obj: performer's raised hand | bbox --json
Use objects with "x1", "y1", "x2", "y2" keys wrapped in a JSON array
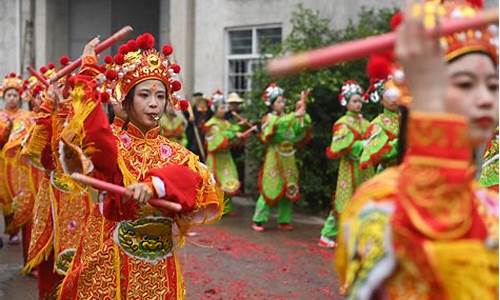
[
  {"x1": 82, "y1": 36, "x2": 100, "y2": 59},
  {"x1": 47, "y1": 81, "x2": 65, "y2": 110},
  {"x1": 395, "y1": 1, "x2": 445, "y2": 113},
  {"x1": 295, "y1": 89, "x2": 309, "y2": 117}
]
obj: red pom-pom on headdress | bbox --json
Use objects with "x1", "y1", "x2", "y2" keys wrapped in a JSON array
[
  {"x1": 366, "y1": 54, "x2": 392, "y2": 81},
  {"x1": 179, "y1": 100, "x2": 189, "y2": 111},
  {"x1": 104, "y1": 55, "x2": 113, "y2": 64},
  {"x1": 390, "y1": 11, "x2": 403, "y2": 31},
  {"x1": 170, "y1": 63, "x2": 181, "y2": 73},
  {"x1": 9, "y1": 72, "x2": 16, "y2": 78},
  {"x1": 105, "y1": 70, "x2": 118, "y2": 81},
  {"x1": 33, "y1": 84, "x2": 43, "y2": 96},
  {"x1": 40, "y1": 66, "x2": 48, "y2": 74},
  {"x1": 126, "y1": 39, "x2": 138, "y2": 52},
  {"x1": 98, "y1": 65, "x2": 107, "y2": 73},
  {"x1": 137, "y1": 33, "x2": 155, "y2": 50},
  {"x1": 162, "y1": 44, "x2": 173, "y2": 56},
  {"x1": 59, "y1": 55, "x2": 70, "y2": 66},
  {"x1": 48, "y1": 62, "x2": 55, "y2": 69},
  {"x1": 118, "y1": 44, "x2": 130, "y2": 55},
  {"x1": 114, "y1": 54, "x2": 125, "y2": 65},
  {"x1": 170, "y1": 80, "x2": 182, "y2": 92}
]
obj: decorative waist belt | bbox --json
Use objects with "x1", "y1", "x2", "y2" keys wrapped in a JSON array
[
  {"x1": 114, "y1": 217, "x2": 174, "y2": 263},
  {"x1": 277, "y1": 142, "x2": 295, "y2": 156}
]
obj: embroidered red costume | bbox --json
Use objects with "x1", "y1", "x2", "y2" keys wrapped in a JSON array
[{"x1": 58, "y1": 34, "x2": 223, "y2": 300}]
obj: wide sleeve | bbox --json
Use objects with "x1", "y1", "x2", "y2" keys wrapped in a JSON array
[
  {"x1": 59, "y1": 62, "x2": 119, "y2": 181},
  {"x1": 149, "y1": 156, "x2": 224, "y2": 227},
  {"x1": 401, "y1": 112, "x2": 471, "y2": 181},
  {"x1": 205, "y1": 122, "x2": 237, "y2": 152},
  {"x1": 259, "y1": 114, "x2": 277, "y2": 144},
  {"x1": 325, "y1": 123, "x2": 362, "y2": 160},
  {"x1": 0, "y1": 113, "x2": 12, "y2": 149},
  {"x1": 264, "y1": 112, "x2": 312, "y2": 145},
  {"x1": 21, "y1": 110, "x2": 53, "y2": 170},
  {"x1": 291, "y1": 112, "x2": 312, "y2": 144},
  {"x1": 396, "y1": 112, "x2": 480, "y2": 240},
  {"x1": 359, "y1": 123, "x2": 395, "y2": 169}
]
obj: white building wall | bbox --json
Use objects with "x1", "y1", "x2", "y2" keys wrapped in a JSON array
[
  {"x1": 0, "y1": 0, "x2": 21, "y2": 75},
  {"x1": 169, "y1": 0, "x2": 195, "y2": 98},
  {"x1": 191, "y1": 0, "x2": 401, "y2": 96}
]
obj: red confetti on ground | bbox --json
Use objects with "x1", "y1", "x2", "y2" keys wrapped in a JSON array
[{"x1": 179, "y1": 224, "x2": 341, "y2": 299}]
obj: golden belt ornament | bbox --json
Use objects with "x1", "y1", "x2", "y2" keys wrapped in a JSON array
[
  {"x1": 276, "y1": 142, "x2": 295, "y2": 156},
  {"x1": 55, "y1": 248, "x2": 77, "y2": 275},
  {"x1": 50, "y1": 170, "x2": 78, "y2": 192},
  {"x1": 114, "y1": 217, "x2": 174, "y2": 263}
]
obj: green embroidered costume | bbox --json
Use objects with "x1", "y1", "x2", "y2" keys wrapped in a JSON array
[
  {"x1": 479, "y1": 129, "x2": 498, "y2": 191},
  {"x1": 205, "y1": 116, "x2": 242, "y2": 196},
  {"x1": 360, "y1": 108, "x2": 399, "y2": 171},
  {"x1": 320, "y1": 111, "x2": 374, "y2": 238},
  {"x1": 252, "y1": 112, "x2": 311, "y2": 224},
  {"x1": 159, "y1": 113, "x2": 188, "y2": 146}
]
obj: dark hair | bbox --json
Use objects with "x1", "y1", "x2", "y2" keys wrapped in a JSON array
[
  {"x1": 396, "y1": 106, "x2": 409, "y2": 165},
  {"x1": 192, "y1": 92, "x2": 203, "y2": 97},
  {"x1": 123, "y1": 86, "x2": 136, "y2": 114},
  {"x1": 3, "y1": 88, "x2": 20, "y2": 97}
]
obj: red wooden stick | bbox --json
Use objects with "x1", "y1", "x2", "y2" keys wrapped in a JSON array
[
  {"x1": 267, "y1": 9, "x2": 498, "y2": 77},
  {"x1": 48, "y1": 26, "x2": 133, "y2": 84},
  {"x1": 27, "y1": 66, "x2": 49, "y2": 87},
  {"x1": 71, "y1": 172, "x2": 182, "y2": 212}
]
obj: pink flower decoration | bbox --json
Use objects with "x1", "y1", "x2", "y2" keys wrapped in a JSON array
[
  {"x1": 68, "y1": 220, "x2": 77, "y2": 232},
  {"x1": 120, "y1": 133, "x2": 132, "y2": 148},
  {"x1": 160, "y1": 144, "x2": 172, "y2": 159},
  {"x1": 341, "y1": 180, "x2": 347, "y2": 189}
]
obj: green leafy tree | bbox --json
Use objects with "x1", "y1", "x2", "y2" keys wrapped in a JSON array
[{"x1": 243, "y1": 5, "x2": 397, "y2": 213}]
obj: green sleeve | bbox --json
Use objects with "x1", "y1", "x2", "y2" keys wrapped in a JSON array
[
  {"x1": 326, "y1": 124, "x2": 355, "y2": 159},
  {"x1": 226, "y1": 124, "x2": 242, "y2": 140},
  {"x1": 291, "y1": 113, "x2": 312, "y2": 143},
  {"x1": 260, "y1": 114, "x2": 278, "y2": 144},
  {"x1": 351, "y1": 140, "x2": 364, "y2": 158},
  {"x1": 384, "y1": 138, "x2": 398, "y2": 160},
  {"x1": 269, "y1": 112, "x2": 312, "y2": 144},
  {"x1": 206, "y1": 124, "x2": 228, "y2": 152},
  {"x1": 360, "y1": 123, "x2": 390, "y2": 166}
]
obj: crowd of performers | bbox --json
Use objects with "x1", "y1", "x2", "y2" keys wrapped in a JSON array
[{"x1": 0, "y1": 0, "x2": 498, "y2": 299}]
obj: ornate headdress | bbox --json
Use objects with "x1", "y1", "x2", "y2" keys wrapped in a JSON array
[
  {"x1": 104, "y1": 33, "x2": 185, "y2": 110},
  {"x1": 263, "y1": 83, "x2": 284, "y2": 106},
  {"x1": 211, "y1": 89, "x2": 225, "y2": 110},
  {"x1": 1, "y1": 72, "x2": 24, "y2": 97},
  {"x1": 338, "y1": 80, "x2": 364, "y2": 106},
  {"x1": 416, "y1": 0, "x2": 498, "y2": 63},
  {"x1": 365, "y1": 54, "x2": 392, "y2": 103}
]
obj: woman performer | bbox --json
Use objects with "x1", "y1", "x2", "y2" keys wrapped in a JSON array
[
  {"x1": 335, "y1": 1, "x2": 498, "y2": 298},
  {"x1": 251, "y1": 84, "x2": 311, "y2": 232},
  {"x1": 318, "y1": 80, "x2": 374, "y2": 248},
  {"x1": 205, "y1": 90, "x2": 247, "y2": 214},
  {"x1": 58, "y1": 33, "x2": 223, "y2": 299}
]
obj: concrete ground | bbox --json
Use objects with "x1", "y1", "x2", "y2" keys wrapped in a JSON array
[{"x1": 0, "y1": 197, "x2": 343, "y2": 299}]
